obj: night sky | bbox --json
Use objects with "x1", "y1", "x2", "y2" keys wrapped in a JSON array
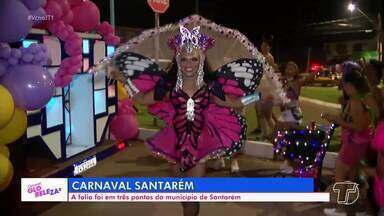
[{"x1": 93, "y1": 0, "x2": 382, "y2": 68}]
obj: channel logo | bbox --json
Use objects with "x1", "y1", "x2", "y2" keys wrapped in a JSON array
[
  {"x1": 333, "y1": 181, "x2": 359, "y2": 205},
  {"x1": 21, "y1": 178, "x2": 68, "y2": 202}
]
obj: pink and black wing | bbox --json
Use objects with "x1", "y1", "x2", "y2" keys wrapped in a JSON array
[
  {"x1": 211, "y1": 59, "x2": 263, "y2": 100},
  {"x1": 114, "y1": 52, "x2": 170, "y2": 100},
  {"x1": 199, "y1": 104, "x2": 247, "y2": 157}
]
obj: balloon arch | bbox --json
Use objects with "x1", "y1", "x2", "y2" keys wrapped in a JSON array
[{"x1": 0, "y1": 0, "x2": 121, "y2": 192}]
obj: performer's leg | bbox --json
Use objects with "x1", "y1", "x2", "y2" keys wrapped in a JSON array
[
  {"x1": 327, "y1": 159, "x2": 354, "y2": 213},
  {"x1": 378, "y1": 151, "x2": 384, "y2": 179},
  {"x1": 266, "y1": 115, "x2": 276, "y2": 141},
  {"x1": 252, "y1": 102, "x2": 262, "y2": 133},
  {"x1": 170, "y1": 163, "x2": 184, "y2": 177},
  {"x1": 274, "y1": 121, "x2": 296, "y2": 174},
  {"x1": 181, "y1": 163, "x2": 206, "y2": 216},
  {"x1": 210, "y1": 157, "x2": 225, "y2": 170},
  {"x1": 260, "y1": 117, "x2": 268, "y2": 139},
  {"x1": 230, "y1": 158, "x2": 240, "y2": 173},
  {"x1": 187, "y1": 162, "x2": 206, "y2": 177}
]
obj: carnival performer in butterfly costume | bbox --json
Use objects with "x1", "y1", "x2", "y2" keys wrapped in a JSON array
[{"x1": 106, "y1": 24, "x2": 264, "y2": 215}]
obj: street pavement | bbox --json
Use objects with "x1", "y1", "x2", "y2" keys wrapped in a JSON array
[{"x1": 39, "y1": 141, "x2": 346, "y2": 216}]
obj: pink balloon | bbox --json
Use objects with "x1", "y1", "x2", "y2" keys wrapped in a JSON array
[
  {"x1": 113, "y1": 36, "x2": 121, "y2": 45},
  {"x1": 56, "y1": 20, "x2": 65, "y2": 29},
  {"x1": 64, "y1": 45, "x2": 74, "y2": 55},
  {"x1": 71, "y1": 1, "x2": 100, "y2": 32},
  {"x1": 71, "y1": 55, "x2": 82, "y2": 63},
  {"x1": 67, "y1": 47, "x2": 81, "y2": 56},
  {"x1": 62, "y1": 74, "x2": 72, "y2": 85},
  {"x1": 54, "y1": 0, "x2": 70, "y2": 13},
  {"x1": 54, "y1": 77, "x2": 62, "y2": 86},
  {"x1": 64, "y1": 41, "x2": 79, "y2": 52},
  {"x1": 61, "y1": 58, "x2": 71, "y2": 68},
  {"x1": 61, "y1": 10, "x2": 73, "y2": 24},
  {"x1": 58, "y1": 30, "x2": 69, "y2": 41},
  {"x1": 65, "y1": 33, "x2": 77, "y2": 42},
  {"x1": 107, "y1": 35, "x2": 120, "y2": 46},
  {"x1": 96, "y1": 22, "x2": 113, "y2": 35},
  {"x1": 67, "y1": 0, "x2": 82, "y2": 6},
  {"x1": 118, "y1": 99, "x2": 136, "y2": 115},
  {"x1": 66, "y1": 25, "x2": 74, "y2": 32},
  {"x1": 48, "y1": 23, "x2": 59, "y2": 34},
  {"x1": 68, "y1": 40, "x2": 81, "y2": 50},
  {"x1": 110, "y1": 114, "x2": 139, "y2": 140},
  {"x1": 44, "y1": 0, "x2": 63, "y2": 23},
  {"x1": 67, "y1": 66, "x2": 78, "y2": 75},
  {"x1": 55, "y1": 69, "x2": 65, "y2": 77}
]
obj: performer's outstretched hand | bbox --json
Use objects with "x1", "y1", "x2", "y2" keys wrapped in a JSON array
[
  {"x1": 107, "y1": 65, "x2": 126, "y2": 82},
  {"x1": 321, "y1": 113, "x2": 342, "y2": 125}
]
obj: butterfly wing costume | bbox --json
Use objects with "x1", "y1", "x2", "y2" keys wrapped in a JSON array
[{"x1": 100, "y1": 16, "x2": 284, "y2": 171}]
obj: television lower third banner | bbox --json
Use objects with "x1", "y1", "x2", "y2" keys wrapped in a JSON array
[{"x1": 21, "y1": 178, "x2": 330, "y2": 202}]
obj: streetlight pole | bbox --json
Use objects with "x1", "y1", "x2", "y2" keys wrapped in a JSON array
[
  {"x1": 109, "y1": 0, "x2": 115, "y2": 27},
  {"x1": 378, "y1": 13, "x2": 383, "y2": 61},
  {"x1": 195, "y1": 0, "x2": 199, "y2": 14}
]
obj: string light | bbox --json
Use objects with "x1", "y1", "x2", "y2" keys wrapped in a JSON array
[{"x1": 273, "y1": 122, "x2": 337, "y2": 178}]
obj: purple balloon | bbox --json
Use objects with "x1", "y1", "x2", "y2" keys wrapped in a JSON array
[
  {"x1": 8, "y1": 57, "x2": 19, "y2": 66},
  {"x1": 21, "y1": 0, "x2": 41, "y2": 10},
  {"x1": 22, "y1": 53, "x2": 34, "y2": 63},
  {"x1": 0, "y1": 0, "x2": 33, "y2": 43},
  {"x1": 10, "y1": 48, "x2": 22, "y2": 59},
  {"x1": 1, "y1": 64, "x2": 54, "y2": 110},
  {"x1": 34, "y1": 52, "x2": 45, "y2": 62},
  {"x1": 0, "y1": 59, "x2": 7, "y2": 77},
  {"x1": 32, "y1": 58, "x2": 41, "y2": 65},
  {"x1": 30, "y1": 7, "x2": 46, "y2": 25},
  {"x1": 0, "y1": 46, "x2": 11, "y2": 59},
  {"x1": 41, "y1": 44, "x2": 47, "y2": 52},
  {"x1": 0, "y1": 43, "x2": 10, "y2": 50},
  {"x1": 28, "y1": 43, "x2": 40, "y2": 53}
]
